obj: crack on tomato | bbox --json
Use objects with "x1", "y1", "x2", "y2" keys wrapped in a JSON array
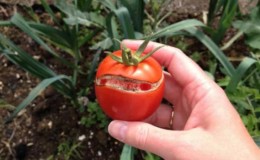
[{"x1": 95, "y1": 75, "x2": 162, "y2": 92}]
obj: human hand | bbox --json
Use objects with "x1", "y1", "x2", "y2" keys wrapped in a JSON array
[{"x1": 108, "y1": 40, "x2": 260, "y2": 160}]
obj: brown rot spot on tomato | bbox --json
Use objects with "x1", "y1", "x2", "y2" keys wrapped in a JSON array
[{"x1": 95, "y1": 75, "x2": 161, "y2": 92}]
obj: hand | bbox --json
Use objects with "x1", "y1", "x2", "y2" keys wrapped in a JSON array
[{"x1": 108, "y1": 40, "x2": 260, "y2": 160}]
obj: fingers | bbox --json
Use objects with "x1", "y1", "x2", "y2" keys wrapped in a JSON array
[
  {"x1": 145, "y1": 103, "x2": 173, "y2": 129},
  {"x1": 163, "y1": 72, "x2": 182, "y2": 104},
  {"x1": 108, "y1": 120, "x2": 180, "y2": 159},
  {"x1": 122, "y1": 40, "x2": 211, "y2": 88}
]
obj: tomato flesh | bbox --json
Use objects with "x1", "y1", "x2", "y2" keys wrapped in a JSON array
[{"x1": 96, "y1": 75, "x2": 155, "y2": 92}]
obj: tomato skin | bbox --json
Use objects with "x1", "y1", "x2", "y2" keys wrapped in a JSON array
[
  {"x1": 95, "y1": 50, "x2": 165, "y2": 121},
  {"x1": 95, "y1": 50, "x2": 162, "y2": 83}
]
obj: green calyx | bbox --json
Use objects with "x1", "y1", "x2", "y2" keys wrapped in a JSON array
[{"x1": 108, "y1": 38, "x2": 164, "y2": 66}]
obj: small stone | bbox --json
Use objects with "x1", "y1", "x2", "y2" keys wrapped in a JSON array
[
  {"x1": 16, "y1": 74, "x2": 21, "y2": 79},
  {"x1": 97, "y1": 151, "x2": 102, "y2": 156},
  {"x1": 0, "y1": 81, "x2": 3, "y2": 90},
  {"x1": 78, "y1": 135, "x2": 86, "y2": 141},
  {"x1": 47, "y1": 121, "x2": 53, "y2": 129},
  {"x1": 27, "y1": 142, "x2": 34, "y2": 147}
]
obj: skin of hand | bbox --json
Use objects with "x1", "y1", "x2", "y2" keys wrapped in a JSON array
[{"x1": 107, "y1": 40, "x2": 260, "y2": 160}]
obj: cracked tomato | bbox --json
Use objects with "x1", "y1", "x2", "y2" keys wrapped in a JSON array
[{"x1": 95, "y1": 44, "x2": 165, "y2": 121}]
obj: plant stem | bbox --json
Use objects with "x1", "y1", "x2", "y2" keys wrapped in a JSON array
[{"x1": 221, "y1": 31, "x2": 243, "y2": 51}]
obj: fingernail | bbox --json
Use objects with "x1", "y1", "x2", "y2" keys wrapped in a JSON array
[{"x1": 108, "y1": 121, "x2": 128, "y2": 141}]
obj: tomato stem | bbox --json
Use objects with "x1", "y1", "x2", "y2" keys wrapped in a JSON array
[{"x1": 109, "y1": 37, "x2": 164, "y2": 66}]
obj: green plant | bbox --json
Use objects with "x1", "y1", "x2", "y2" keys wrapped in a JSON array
[
  {"x1": 0, "y1": 0, "x2": 104, "y2": 122},
  {"x1": 120, "y1": 144, "x2": 136, "y2": 160},
  {"x1": 80, "y1": 101, "x2": 109, "y2": 128},
  {"x1": 120, "y1": 144, "x2": 161, "y2": 160},
  {"x1": 144, "y1": 0, "x2": 173, "y2": 32},
  {"x1": 47, "y1": 140, "x2": 83, "y2": 160},
  {"x1": 143, "y1": 152, "x2": 161, "y2": 160},
  {"x1": 206, "y1": 0, "x2": 238, "y2": 44},
  {"x1": 233, "y1": 5, "x2": 260, "y2": 50}
]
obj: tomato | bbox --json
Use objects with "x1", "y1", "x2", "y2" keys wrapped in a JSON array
[{"x1": 95, "y1": 48, "x2": 165, "y2": 121}]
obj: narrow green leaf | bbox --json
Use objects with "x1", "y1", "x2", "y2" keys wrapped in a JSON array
[
  {"x1": 0, "y1": 33, "x2": 73, "y2": 96},
  {"x1": 29, "y1": 22, "x2": 71, "y2": 49},
  {"x1": 113, "y1": 6, "x2": 135, "y2": 39},
  {"x1": 152, "y1": 19, "x2": 205, "y2": 39},
  {"x1": 109, "y1": 53, "x2": 123, "y2": 63},
  {"x1": 5, "y1": 75, "x2": 71, "y2": 123},
  {"x1": 106, "y1": 13, "x2": 121, "y2": 49},
  {"x1": 90, "y1": 37, "x2": 113, "y2": 50},
  {"x1": 120, "y1": 144, "x2": 136, "y2": 160},
  {"x1": 119, "y1": 0, "x2": 144, "y2": 32},
  {"x1": 11, "y1": 13, "x2": 56, "y2": 56},
  {"x1": 150, "y1": 20, "x2": 235, "y2": 76},
  {"x1": 185, "y1": 27, "x2": 236, "y2": 77},
  {"x1": 207, "y1": 0, "x2": 218, "y2": 25},
  {"x1": 226, "y1": 57, "x2": 257, "y2": 92},
  {"x1": 135, "y1": 37, "x2": 151, "y2": 57},
  {"x1": 212, "y1": 0, "x2": 238, "y2": 44},
  {"x1": 233, "y1": 7, "x2": 260, "y2": 49},
  {"x1": 10, "y1": 13, "x2": 72, "y2": 66},
  {"x1": 0, "y1": 20, "x2": 12, "y2": 26},
  {"x1": 55, "y1": 0, "x2": 96, "y2": 27},
  {"x1": 77, "y1": 0, "x2": 93, "y2": 12},
  {"x1": 140, "y1": 45, "x2": 164, "y2": 62}
]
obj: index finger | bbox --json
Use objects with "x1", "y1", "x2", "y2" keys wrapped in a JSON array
[{"x1": 122, "y1": 40, "x2": 211, "y2": 88}]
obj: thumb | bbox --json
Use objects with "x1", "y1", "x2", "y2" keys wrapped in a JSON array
[{"x1": 108, "y1": 120, "x2": 180, "y2": 158}]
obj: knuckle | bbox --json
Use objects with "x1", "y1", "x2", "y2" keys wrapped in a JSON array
[{"x1": 134, "y1": 125, "x2": 150, "y2": 148}]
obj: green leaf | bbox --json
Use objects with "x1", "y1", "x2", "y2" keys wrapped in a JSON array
[
  {"x1": 212, "y1": 0, "x2": 238, "y2": 44},
  {"x1": 90, "y1": 37, "x2": 113, "y2": 50},
  {"x1": 152, "y1": 19, "x2": 205, "y2": 39},
  {"x1": 77, "y1": 0, "x2": 93, "y2": 12},
  {"x1": 0, "y1": 33, "x2": 73, "y2": 96},
  {"x1": 207, "y1": 0, "x2": 219, "y2": 25},
  {"x1": 226, "y1": 57, "x2": 257, "y2": 92},
  {"x1": 120, "y1": 144, "x2": 136, "y2": 160},
  {"x1": 5, "y1": 75, "x2": 71, "y2": 123},
  {"x1": 144, "y1": 152, "x2": 161, "y2": 160},
  {"x1": 185, "y1": 27, "x2": 236, "y2": 77},
  {"x1": 0, "y1": 20, "x2": 12, "y2": 26},
  {"x1": 113, "y1": 6, "x2": 136, "y2": 39},
  {"x1": 29, "y1": 22, "x2": 72, "y2": 50},
  {"x1": 10, "y1": 13, "x2": 72, "y2": 66},
  {"x1": 55, "y1": 0, "x2": 93, "y2": 26},
  {"x1": 106, "y1": 13, "x2": 121, "y2": 49},
  {"x1": 119, "y1": 0, "x2": 144, "y2": 32},
  {"x1": 233, "y1": 7, "x2": 260, "y2": 49}
]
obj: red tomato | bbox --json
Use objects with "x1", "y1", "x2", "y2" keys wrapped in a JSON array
[{"x1": 95, "y1": 50, "x2": 165, "y2": 121}]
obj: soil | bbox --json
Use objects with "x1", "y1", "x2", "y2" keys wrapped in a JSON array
[{"x1": 0, "y1": 1, "x2": 251, "y2": 160}]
